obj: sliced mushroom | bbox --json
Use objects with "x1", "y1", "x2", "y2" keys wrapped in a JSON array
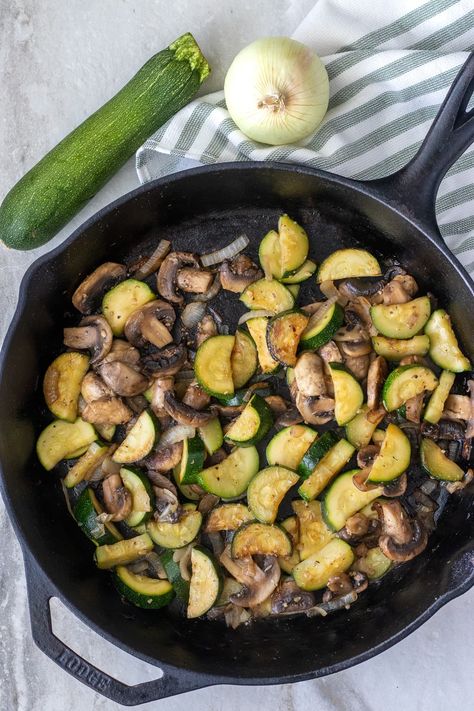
[
  {"x1": 270, "y1": 579, "x2": 315, "y2": 614},
  {"x1": 275, "y1": 406, "x2": 303, "y2": 428},
  {"x1": 146, "y1": 470, "x2": 178, "y2": 494},
  {"x1": 146, "y1": 441, "x2": 183, "y2": 472},
  {"x1": 100, "y1": 339, "x2": 141, "y2": 366},
  {"x1": 102, "y1": 473, "x2": 132, "y2": 521},
  {"x1": 376, "y1": 500, "x2": 428, "y2": 562},
  {"x1": 442, "y1": 395, "x2": 471, "y2": 422},
  {"x1": 318, "y1": 340, "x2": 343, "y2": 365},
  {"x1": 357, "y1": 444, "x2": 380, "y2": 469},
  {"x1": 63, "y1": 315, "x2": 113, "y2": 363},
  {"x1": 382, "y1": 472, "x2": 408, "y2": 498},
  {"x1": 148, "y1": 376, "x2": 175, "y2": 417},
  {"x1": 294, "y1": 352, "x2": 326, "y2": 397},
  {"x1": 295, "y1": 392, "x2": 335, "y2": 425},
  {"x1": 327, "y1": 572, "x2": 353, "y2": 596},
  {"x1": 340, "y1": 513, "x2": 371, "y2": 538},
  {"x1": 81, "y1": 396, "x2": 133, "y2": 425},
  {"x1": 98, "y1": 361, "x2": 149, "y2": 397},
  {"x1": 182, "y1": 380, "x2": 211, "y2": 410},
  {"x1": 72, "y1": 262, "x2": 126, "y2": 314},
  {"x1": 446, "y1": 467, "x2": 474, "y2": 493},
  {"x1": 211, "y1": 402, "x2": 246, "y2": 418},
  {"x1": 196, "y1": 314, "x2": 218, "y2": 346},
  {"x1": 466, "y1": 380, "x2": 474, "y2": 438},
  {"x1": 163, "y1": 391, "x2": 213, "y2": 426},
  {"x1": 345, "y1": 297, "x2": 377, "y2": 337},
  {"x1": 381, "y1": 274, "x2": 418, "y2": 305},
  {"x1": 264, "y1": 395, "x2": 288, "y2": 416},
  {"x1": 156, "y1": 252, "x2": 200, "y2": 304},
  {"x1": 336, "y1": 276, "x2": 388, "y2": 299},
  {"x1": 405, "y1": 393, "x2": 424, "y2": 423},
  {"x1": 335, "y1": 325, "x2": 372, "y2": 358},
  {"x1": 176, "y1": 267, "x2": 214, "y2": 294},
  {"x1": 220, "y1": 548, "x2": 280, "y2": 608},
  {"x1": 154, "y1": 487, "x2": 180, "y2": 523},
  {"x1": 421, "y1": 419, "x2": 466, "y2": 441},
  {"x1": 366, "y1": 405, "x2": 386, "y2": 425},
  {"x1": 81, "y1": 371, "x2": 114, "y2": 402},
  {"x1": 220, "y1": 255, "x2": 263, "y2": 293},
  {"x1": 343, "y1": 354, "x2": 370, "y2": 381},
  {"x1": 141, "y1": 344, "x2": 187, "y2": 378},
  {"x1": 367, "y1": 355, "x2": 388, "y2": 410},
  {"x1": 124, "y1": 300, "x2": 176, "y2": 348}
]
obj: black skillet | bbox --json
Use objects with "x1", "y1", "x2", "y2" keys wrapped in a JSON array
[{"x1": 1, "y1": 55, "x2": 474, "y2": 707}]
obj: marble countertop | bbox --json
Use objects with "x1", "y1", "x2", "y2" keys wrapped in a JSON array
[{"x1": 1, "y1": 2, "x2": 472, "y2": 709}]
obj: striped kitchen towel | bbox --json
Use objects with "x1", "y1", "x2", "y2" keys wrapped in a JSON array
[{"x1": 136, "y1": 0, "x2": 474, "y2": 273}]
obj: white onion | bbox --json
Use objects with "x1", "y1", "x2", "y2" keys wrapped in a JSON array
[
  {"x1": 181, "y1": 301, "x2": 206, "y2": 328},
  {"x1": 160, "y1": 425, "x2": 196, "y2": 446},
  {"x1": 238, "y1": 309, "x2": 273, "y2": 325},
  {"x1": 224, "y1": 37, "x2": 329, "y2": 146},
  {"x1": 201, "y1": 234, "x2": 249, "y2": 267},
  {"x1": 133, "y1": 239, "x2": 171, "y2": 279}
]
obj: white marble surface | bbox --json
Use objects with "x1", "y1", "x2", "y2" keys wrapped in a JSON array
[{"x1": 0, "y1": 1, "x2": 473, "y2": 709}]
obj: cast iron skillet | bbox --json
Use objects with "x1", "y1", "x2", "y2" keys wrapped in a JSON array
[{"x1": 1, "y1": 56, "x2": 474, "y2": 707}]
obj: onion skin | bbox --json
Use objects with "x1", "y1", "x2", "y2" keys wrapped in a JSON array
[{"x1": 224, "y1": 37, "x2": 329, "y2": 146}]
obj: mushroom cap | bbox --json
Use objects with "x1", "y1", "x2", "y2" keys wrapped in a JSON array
[
  {"x1": 81, "y1": 396, "x2": 133, "y2": 425},
  {"x1": 98, "y1": 361, "x2": 149, "y2": 397},
  {"x1": 295, "y1": 392, "x2": 334, "y2": 425},
  {"x1": 124, "y1": 299, "x2": 176, "y2": 348},
  {"x1": 220, "y1": 255, "x2": 263, "y2": 293},
  {"x1": 376, "y1": 500, "x2": 428, "y2": 562},
  {"x1": 141, "y1": 344, "x2": 187, "y2": 378},
  {"x1": 102, "y1": 473, "x2": 132, "y2": 521},
  {"x1": 100, "y1": 339, "x2": 141, "y2": 366},
  {"x1": 146, "y1": 441, "x2": 183, "y2": 472},
  {"x1": 163, "y1": 391, "x2": 213, "y2": 426},
  {"x1": 157, "y1": 252, "x2": 199, "y2": 304},
  {"x1": 63, "y1": 315, "x2": 113, "y2": 363},
  {"x1": 72, "y1": 262, "x2": 126, "y2": 314}
]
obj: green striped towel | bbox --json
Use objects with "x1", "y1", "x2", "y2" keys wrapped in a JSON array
[{"x1": 136, "y1": 0, "x2": 474, "y2": 273}]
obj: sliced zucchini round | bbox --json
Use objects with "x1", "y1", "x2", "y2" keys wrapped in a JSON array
[
  {"x1": 425, "y1": 309, "x2": 471, "y2": 372},
  {"x1": 73, "y1": 487, "x2": 122, "y2": 546},
  {"x1": 112, "y1": 410, "x2": 159, "y2": 464},
  {"x1": 423, "y1": 370, "x2": 456, "y2": 424},
  {"x1": 322, "y1": 469, "x2": 383, "y2": 531},
  {"x1": 205, "y1": 503, "x2": 253, "y2": 532},
  {"x1": 187, "y1": 546, "x2": 222, "y2": 619},
  {"x1": 259, "y1": 229, "x2": 282, "y2": 279},
  {"x1": 370, "y1": 296, "x2": 431, "y2": 339},
  {"x1": 102, "y1": 279, "x2": 155, "y2": 336},
  {"x1": 278, "y1": 515, "x2": 300, "y2": 574},
  {"x1": 352, "y1": 546, "x2": 392, "y2": 580},
  {"x1": 372, "y1": 334, "x2": 430, "y2": 361},
  {"x1": 231, "y1": 328, "x2": 258, "y2": 388},
  {"x1": 246, "y1": 317, "x2": 280, "y2": 373},
  {"x1": 345, "y1": 405, "x2": 379, "y2": 449},
  {"x1": 367, "y1": 424, "x2": 411, "y2": 483},
  {"x1": 198, "y1": 417, "x2": 224, "y2": 456},
  {"x1": 225, "y1": 394, "x2": 273, "y2": 446},
  {"x1": 198, "y1": 445, "x2": 259, "y2": 499},
  {"x1": 298, "y1": 438, "x2": 355, "y2": 502},
  {"x1": 281, "y1": 259, "x2": 317, "y2": 284},
  {"x1": 37, "y1": 418, "x2": 97, "y2": 471},
  {"x1": 317, "y1": 249, "x2": 381, "y2": 283},
  {"x1": 300, "y1": 302, "x2": 344, "y2": 351},
  {"x1": 329, "y1": 363, "x2": 364, "y2": 425},
  {"x1": 194, "y1": 334, "x2": 236, "y2": 398},
  {"x1": 174, "y1": 435, "x2": 206, "y2": 485},
  {"x1": 64, "y1": 441, "x2": 110, "y2": 488},
  {"x1": 231, "y1": 521, "x2": 292, "y2": 558},
  {"x1": 160, "y1": 549, "x2": 190, "y2": 602},
  {"x1": 420, "y1": 437, "x2": 464, "y2": 482},
  {"x1": 247, "y1": 466, "x2": 299, "y2": 523},
  {"x1": 147, "y1": 508, "x2": 202, "y2": 549},
  {"x1": 382, "y1": 364, "x2": 438, "y2": 411},
  {"x1": 95, "y1": 533, "x2": 154, "y2": 569},
  {"x1": 278, "y1": 214, "x2": 309, "y2": 277},
  {"x1": 292, "y1": 500, "x2": 333, "y2": 561},
  {"x1": 240, "y1": 278, "x2": 295, "y2": 314},
  {"x1": 43, "y1": 352, "x2": 90, "y2": 422},
  {"x1": 114, "y1": 566, "x2": 174, "y2": 609},
  {"x1": 172, "y1": 465, "x2": 201, "y2": 502},
  {"x1": 297, "y1": 431, "x2": 338, "y2": 479},
  {"x1": 121, "y1": 467, "x2": 154, "y2": 527},
  {"x1": 266, "y1": 309, "x2": 309, "y2": 366},
  {"x1": 292, "y1": 539, "x2": 354, "y2": 591},
  {"x1": 266, "y1": 424, "x2": 317, "y2": 470}
]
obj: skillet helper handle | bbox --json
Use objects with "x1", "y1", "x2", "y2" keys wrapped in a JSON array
[
  {"x1": 23, "y1": 552, "x2": 204, "y2": 706},
  {"x1": 370, "y1": 53, "x2": 474, "y2": 234}
]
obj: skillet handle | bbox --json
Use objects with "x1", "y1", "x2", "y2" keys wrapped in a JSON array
[
  {"x1": 23, "y1": 551, "x2": 206, "y2": 706},
  {"x1": 368, "y1": 53, "x2": 474, "y2": 235}
]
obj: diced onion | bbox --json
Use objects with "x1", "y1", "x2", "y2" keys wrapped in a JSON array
[
  {"x1": 133, "y1": 240, "x2": 171, "y2": 279},
  {"x1": 160, "y1": 425, "x2": 196, "y2": 446},
  {"x1": 201, "y1": 235, "x2": 249, "y2": 267},
  {"x1": 238, "y1": 309, "x2": 273, "y2": 325},
  {"x1": 181, "y1": 301, "x2": 206, "y2": 328}
]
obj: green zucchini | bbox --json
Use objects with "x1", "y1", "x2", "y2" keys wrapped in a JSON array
[
  {"x1": 114, "y1": 566, "x2": 174, "y2": 609},
  {"x1": 345, "y1": 405, "x2": 380, "y2": 449},
  {"x1": 370, "y1": 297, "x2": 431, "y2": 339},
  {"x1": 174, "y1": 435, "x2": 206, "y2": 485},
  {"x1": 120, "y1": 467, "x2": 154, "y2": 527},
  {"x1": 278, "y1": 516, "x2": 300, "y2": 573},
  {"x1": 205, "y1": 503, "x2": 253, "y2": 532},
  {"x1": 372, "y1": 429, "x2": 386, "y2": 446},
  {"x1": 292, "y1": 539, "x2": 354, "y2": 591},
  {"x1": 0, "y1": 34, "x2": 210, "y2": 251},
  {"x1": 322, "y1": 470, "x2": 383, "y2": 531},
  {"x1": 198, "y1": 446, "x2": 259, "y2": 498},
  {"x1": 194, "y1": 334, "x2": 235, "y2": 398},
  {"x1": 366, "y1": 424, "x2": 411, "y2": 483},
  {"x1": 281, "y1": 260, "x2": 317, "y2": 284},
  {"x1": 64, "y1": 441, "x2": 109, "y2": 488},
  {"x1": 298, "y1": 438, "x2": 355, "y2": 502},
  {"x1": 225, "y1": 394, "x2": 273, "y2": 446},
  {"x1": 95, "y1": 533, "x2": 154, "y2": 569},
  {"x1": 266, "y1": 310, "x2": 309, "y2": 366},
  {"x1": 240, "y1": 278, "x2": 294, "y2": 314},
  {"x1": 352, "y1": 547, "x2": 392, "y2": 580},
  {"x1": 278, "y1": 214, "x2": 309, "y2": 277},
  {"x1": 329, "y1": 363, "x2": 364, "y2": 425},
  {"x1": 266, "y1": 424, "x2": 318, "y2": 470},
  {"x1": 292, "y1": 500, "x2": 333, "y2": 560},
  {"x1": 247, "y1": 466, "x2": 299, "y2": 523},
  {"x1": 147, "y1": 508, "x2": 202, "y2": 549},
  {"x1": 231, "y1": 521, "x2": 292, "y2": 558},
  {"x1": 73, "y1": 487, "x2": 122, "y2": 546},
  {"x1": 231, "y1": 328, "x2": 258, "y2": 388},
  {"x1": 297, "y1": 431, "x2": 339, "y2": 479},
  {"x1": 198, "y1": 417, "x2": 224, "y2": 456},
  {"x1": 43, "y1": 352, "x2": 90, "y2": 422},
  {"x1": 102, "y1": 279, "x2": 155, "y2": 336},
  {"x1": 424, "y1": 309, "x2": 471, "y2": 372},
  {"x1": 259, "y1": 230, "x2": 282, "y2": 279},
  {"x1": 246, "y1": 317, "x2": 280, "y2": 373},
  {"x1": 317, "y1": 249, "x2": 381, "y2": 283},
  {"x1": 286, "y1": 284, "x2": 300, "y2": 300},
  {"x1": 299, "y1": 302, "x2": 344, "y2": 351},
  {"x1": 423, "y1": 371, "x2": 456, "y2": 424},
  {"x1": 420, "y1": 437, "x2": 464, "y2": 482},
  {"x1": 187, "y1": 546, "x2": 222, "y2": 618},
  {"x1": 112, "y1": 410, "x2": 159, "y2": 464},
  {"x1": 382, "y1": 364, "x2": 438, "y2": 411},
  {"x1": 372, "y1": 335, "x2": 430, "y2": 361},
  {"x1": 160, "y1": 549, "x2": 190, "y2": 601},
  {"x1": 37, "y1": 418, "x2": 97, "y2": 471}
]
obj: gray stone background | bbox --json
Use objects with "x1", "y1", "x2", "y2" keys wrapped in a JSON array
[{"x1": 0, "y1": 1, "x2": 472, "y2": 709}]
